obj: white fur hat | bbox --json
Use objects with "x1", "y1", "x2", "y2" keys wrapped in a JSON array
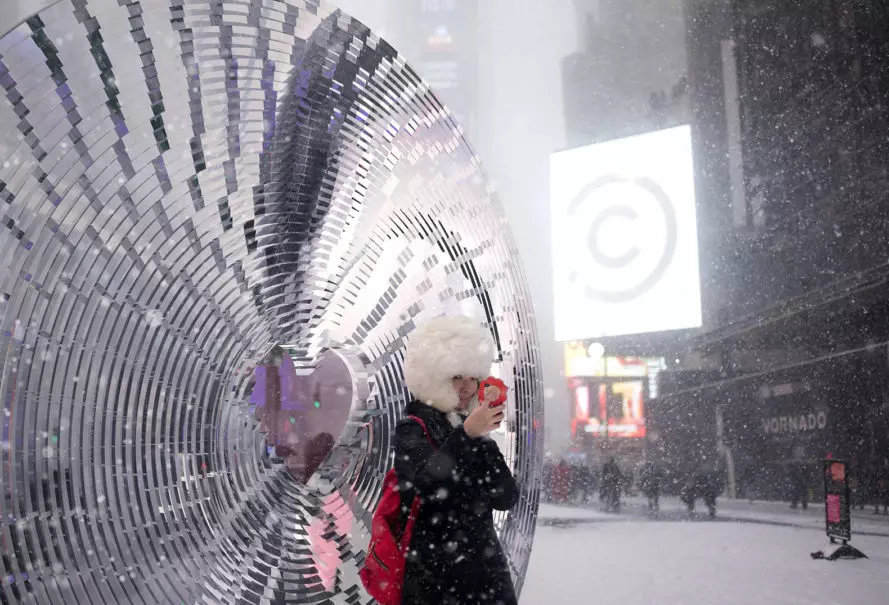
[{"x1": 403, "y1": 315, "x2": 495, "y2": 413}]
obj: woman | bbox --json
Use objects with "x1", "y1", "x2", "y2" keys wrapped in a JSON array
[{"x1": 396, "y1": 315, "x2": 519, "y2": 605}]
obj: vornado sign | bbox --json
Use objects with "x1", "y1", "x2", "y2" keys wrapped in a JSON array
[{"x1": 761, "y1": 411, "x2": 828, "y2": 435}]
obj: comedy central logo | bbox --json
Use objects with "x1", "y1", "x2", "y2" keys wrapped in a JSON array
[{"x1": 565, "y1": 174, "x2": 677, "y2": 303}]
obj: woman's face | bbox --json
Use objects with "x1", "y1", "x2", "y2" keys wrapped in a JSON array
[{"x1": 451, "y1": 375, "x2": 479, "y2": 410}]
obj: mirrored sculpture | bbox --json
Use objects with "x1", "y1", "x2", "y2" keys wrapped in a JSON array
[{"x1": 0, "y1": 1, "x2": 543, "y2": 603}]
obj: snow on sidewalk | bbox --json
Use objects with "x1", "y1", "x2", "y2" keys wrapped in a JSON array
[{"x1": 522, "y1": 520, "x2": 889, "y2": 605}]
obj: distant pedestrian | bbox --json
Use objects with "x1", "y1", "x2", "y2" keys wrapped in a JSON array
[
  {"x1": 789, "y1": 462, "x2": 810, "y2": 510},
  {"x1": 639, "y1": 461, "x2": 663, "y2": 513},
  {"x1": 684, "y1": 462, "x2": 723, "y2": 518},
  {"x1": 699, "y1": 465, "x2": 724, "y2": 518},
  {"x1": 551, "y1": 459, "x2": 571, "y2": 504},
  {"x1": 601, "y1": 458, "x2": 622, "y2": 513},
  {"x1": 573, "y1": 463, "x2": 594, "y2": 505}
]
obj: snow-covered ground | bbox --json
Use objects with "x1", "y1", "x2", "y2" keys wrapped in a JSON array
[{"x1": 523, "y1": 501, "x2": 889, "y2": 605}]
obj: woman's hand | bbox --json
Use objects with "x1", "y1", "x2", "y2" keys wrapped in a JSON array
[{"x1": 463, "y1": 399, "x2": 504, "y2": 439}]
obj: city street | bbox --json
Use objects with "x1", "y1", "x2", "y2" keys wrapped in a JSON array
[{"x1": 522, "y1": 500, "x2": 889, "y2": 604}]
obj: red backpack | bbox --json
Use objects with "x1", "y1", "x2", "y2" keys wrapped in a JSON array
[{"x1": 360, "y1": 415, "x2": 436, "y2": 605}]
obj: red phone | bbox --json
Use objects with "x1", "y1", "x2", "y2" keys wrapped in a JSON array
[{"x1": 478, "y1": 377, "x2": 508, "y2": 407}]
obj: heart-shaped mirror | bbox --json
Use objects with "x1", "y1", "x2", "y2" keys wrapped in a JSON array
[{"x1": 252, "y1": 346, "x2": 362, "y2": 483}]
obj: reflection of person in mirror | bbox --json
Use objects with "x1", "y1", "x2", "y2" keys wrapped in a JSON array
[
  {"x1": 303, "y1": 432, "x2": 335, "y2": 483},
  {"x1": 255, "y1": 390, "x2": 302, "y2": 471},
  {"x1": 254, "y1": 354, "x2": 343, "y2": 481},
  {"x1": 397, "y1": 315, "x2": 519, "y2": 605}
]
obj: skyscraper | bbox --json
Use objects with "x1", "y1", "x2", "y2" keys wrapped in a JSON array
[
  {"x1": 383, "y1": 0, "x2": 480, "y2": 142},
  {"x1": 562, "y1": 0, "x2": 689, "y2": 147}
]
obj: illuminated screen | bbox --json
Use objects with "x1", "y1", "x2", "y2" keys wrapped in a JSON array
[
  {"x1": 569, "y1": 379, "x2": 646, "y2": 439},
  {"x1": 550, "y1": 126, "x2": 703, "y2": 340}
]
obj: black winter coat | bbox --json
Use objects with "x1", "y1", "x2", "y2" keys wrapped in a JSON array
[{"x1": 394, "y1": 400, "x2": 519, "y2": 605}]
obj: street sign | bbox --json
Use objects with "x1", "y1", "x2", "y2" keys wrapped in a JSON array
[
  {"x1": 823, "y1": 459, "x2": 851, "y2": 542},
  {"x1": 811, "y1": 458, "x2": 867, "y2": 560}
]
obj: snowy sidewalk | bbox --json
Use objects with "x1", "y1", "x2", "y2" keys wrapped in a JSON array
[
  {"x1": 523, "y1": 518, "x2": 889, "y2": 605},
  {"x1": 528, "y1": 497, "x2": 888, "y2": 604}
]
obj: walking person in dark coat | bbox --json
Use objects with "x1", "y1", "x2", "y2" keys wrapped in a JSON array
[
  {"x1": 639, "y1": 461, "x2": 663, "y2": 513},
  {"x1": 700, "y1": 464, "x2": 724, "y2": 518},
  {"x1": 789, "y1": 461, "x2": 810, "y2": 510},
  {"x1": 601, "y1": 458, "x2": 622, "y2": 513},
  {"x1": 395, "y1": 316, "x2": 519, "y2": 605}
]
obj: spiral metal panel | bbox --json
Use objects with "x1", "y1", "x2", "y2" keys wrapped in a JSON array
[{"x1": 0, "y1": 1, "x2": 543, "y2": 603}]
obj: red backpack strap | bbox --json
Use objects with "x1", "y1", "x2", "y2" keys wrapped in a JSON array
[
  {"x1": 405, "y1": 415, "x2": 438, "y2": 450},
  {"x1": 398, "y1": 415, "x2": 438, "y2": 553}
]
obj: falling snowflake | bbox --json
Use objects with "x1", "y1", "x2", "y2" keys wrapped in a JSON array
[{"x1": 145, "y1": 309, "x2": 164, "y2": 329}]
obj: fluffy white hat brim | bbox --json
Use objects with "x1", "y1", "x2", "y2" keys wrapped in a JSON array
[{"x1": 403, "y1": 315, "x2": 495, "y2": 413}]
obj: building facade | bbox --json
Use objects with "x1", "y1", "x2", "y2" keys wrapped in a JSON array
[{"x1": 658, "y1": 0, "x2": 889, "y2": 498}]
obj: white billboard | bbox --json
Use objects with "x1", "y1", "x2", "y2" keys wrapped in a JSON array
[{"x1": 550, "y1": 125, "x2": 702, "y2": 341}]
